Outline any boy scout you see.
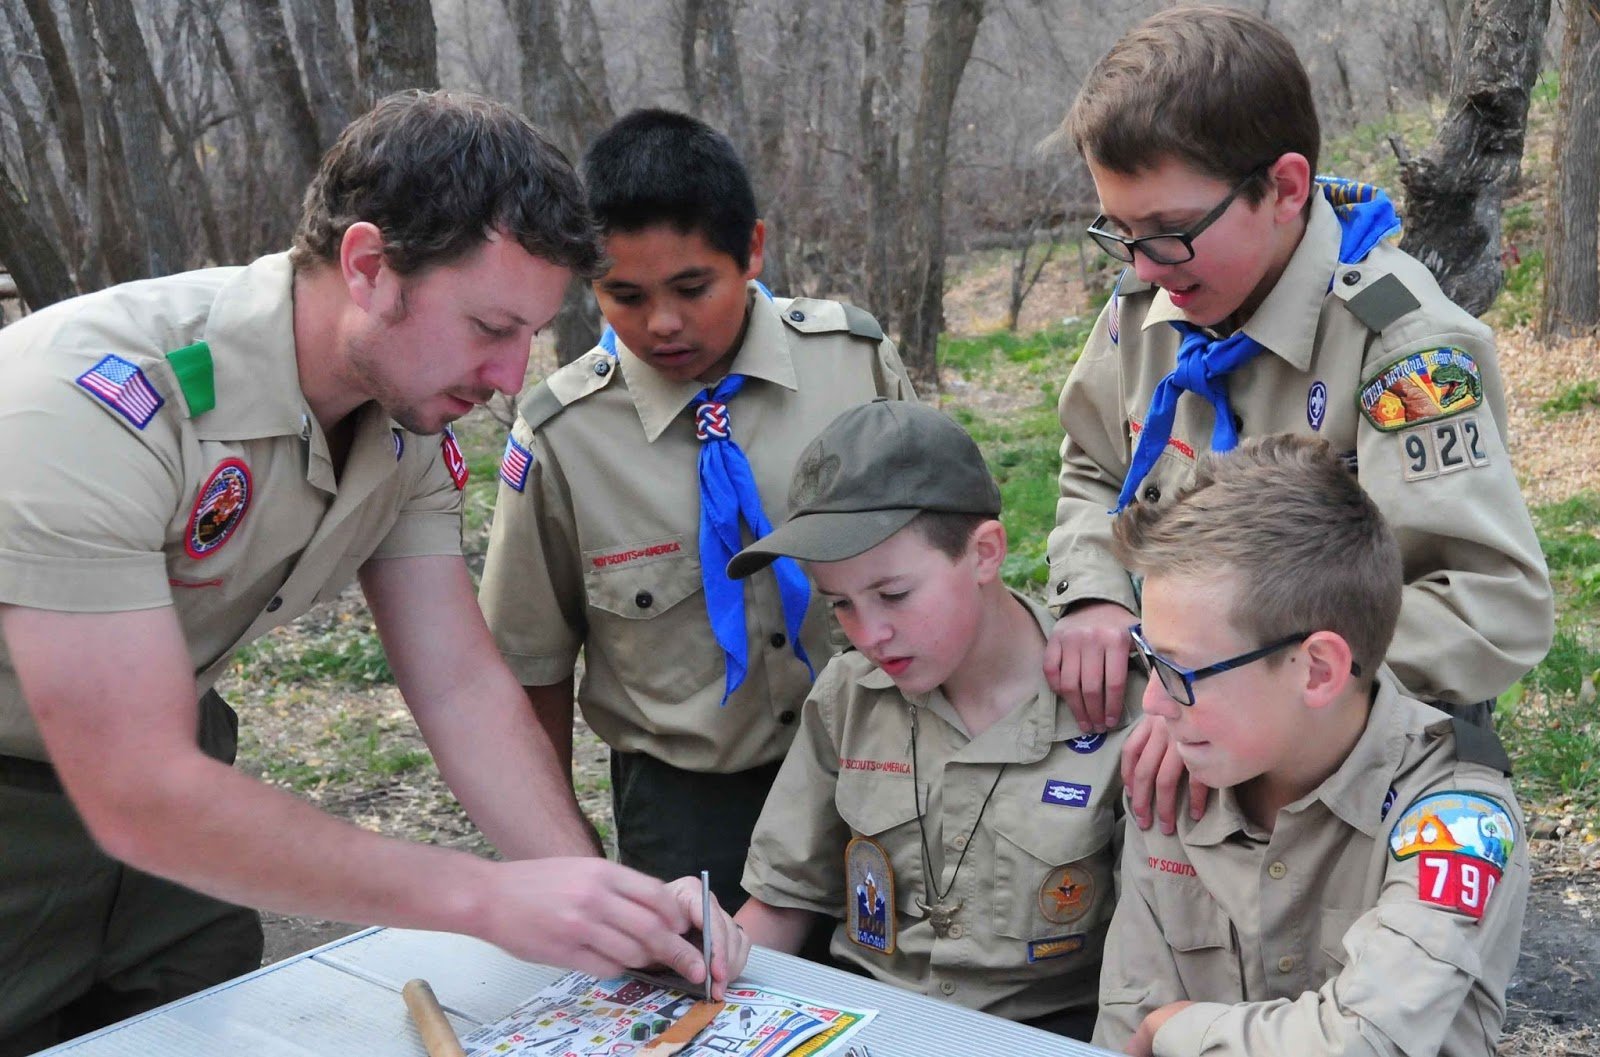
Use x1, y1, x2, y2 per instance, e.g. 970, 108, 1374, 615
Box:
1096, 434, 1527, 1056
729, 401, 1130, 1041
0, 92, 738, 1056
1041, 5, 1552, 825
479, 109, 915, 911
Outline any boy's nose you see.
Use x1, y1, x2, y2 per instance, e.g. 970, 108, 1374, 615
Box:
1142, 673, 1182, 720
647, 306, 683, 337
1132, 250, 1175, 287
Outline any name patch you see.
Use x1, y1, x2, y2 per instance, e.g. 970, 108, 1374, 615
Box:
590, 541, 683, 570
840, 758, 911, 775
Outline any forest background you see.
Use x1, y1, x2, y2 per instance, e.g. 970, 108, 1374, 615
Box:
1, 0, 1598, 1053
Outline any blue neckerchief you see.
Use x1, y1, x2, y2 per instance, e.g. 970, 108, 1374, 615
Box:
694, 373, 813, 703
1113, 178, 1402, 512
598, 280, 774, 357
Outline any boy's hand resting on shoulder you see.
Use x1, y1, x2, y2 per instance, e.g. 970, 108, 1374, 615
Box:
1044, 602, 1136, 732
1121, 715, 1212, 834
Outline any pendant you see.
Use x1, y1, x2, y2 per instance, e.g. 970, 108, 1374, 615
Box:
916, 896, 964, 938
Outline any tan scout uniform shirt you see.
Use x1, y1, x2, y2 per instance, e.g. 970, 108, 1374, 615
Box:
0, 254, 464, 762
1049, 193, 1552, 706
480, 285, 914, 773
1094, 678, 1528, 1056
742, 595, 1130, 1021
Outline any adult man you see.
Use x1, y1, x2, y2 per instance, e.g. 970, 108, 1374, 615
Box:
0, 91, 739, 1056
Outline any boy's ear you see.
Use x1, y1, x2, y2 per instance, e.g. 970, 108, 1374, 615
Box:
340, 222, 388, 313
1265, 153, 1313, 225
743, 220, 766, 281
969, 518, 1008, 584
1299, 630, 1354, 709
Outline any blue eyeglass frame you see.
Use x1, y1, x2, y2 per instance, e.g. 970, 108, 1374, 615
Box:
1128, 623, 1360, 706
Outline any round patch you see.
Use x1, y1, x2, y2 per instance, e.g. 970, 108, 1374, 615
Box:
1039, 863, 1095, 925
1067, 732, 1107, 754
1307, 380, 1329, 431
185, 459, 252, 560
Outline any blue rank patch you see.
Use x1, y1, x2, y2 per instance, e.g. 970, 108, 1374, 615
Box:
77, 354, 164, 429
1067, 732, 1106, 754
391, 429, 404, 461
500, 436, 533, 492
1042, 779, 1091, 807
1027, 933, 1086, 963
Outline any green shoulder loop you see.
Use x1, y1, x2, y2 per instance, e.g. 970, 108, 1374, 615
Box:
165, 341, 216, 417
518, 347, 618, 432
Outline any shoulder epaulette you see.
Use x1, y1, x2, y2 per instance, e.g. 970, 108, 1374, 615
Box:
1449, 716, 1513, 776
165, 340, 215, 417
518, 346, 617, 431
779, 298, 885, 342
1332, 267, 1423, 333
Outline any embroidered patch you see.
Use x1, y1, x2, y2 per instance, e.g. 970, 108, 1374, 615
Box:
1038, 863, 1095, 925
1359, 348, 1483, 432
1388, 790, 1515, 920
1066, 732, 1106, 754
500, 436, 533, 493
184, 459, 251, 560
76, 354, 165, 429
1307, 380, 1329, 431
1042, 779, 1091, 807
441, 427, 468, 489
588, 539, 684, 571
845, 836, 895, 954
1399, 414, 1491, 482
1148, 856, 1197, 877
1107, 291, 1120, 345
1027, 934, 1087, 963
392, 429, 404, 461
1382, 786, 1397, 820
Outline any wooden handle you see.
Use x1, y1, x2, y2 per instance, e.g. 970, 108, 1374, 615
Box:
402, 978, 468, 1057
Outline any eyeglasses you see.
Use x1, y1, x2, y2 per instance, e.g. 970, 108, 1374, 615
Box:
1086, 166, 1269, 266
1128, 623, 1361, 707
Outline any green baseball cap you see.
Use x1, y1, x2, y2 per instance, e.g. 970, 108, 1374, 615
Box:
727, 399, 1001, 579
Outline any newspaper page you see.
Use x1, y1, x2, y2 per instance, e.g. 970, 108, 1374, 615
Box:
460, 970, 876, 1057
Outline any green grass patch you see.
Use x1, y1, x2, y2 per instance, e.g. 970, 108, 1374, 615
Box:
1321, 105, 1441, 192
939, 321, 1094, 378
232, 625, 393, 686
952, 403, 1063, 591
1541, 380, 1600, 416
1488, 247, 1544, 331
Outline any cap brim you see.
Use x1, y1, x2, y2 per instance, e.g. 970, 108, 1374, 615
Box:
726, 508, 922, 579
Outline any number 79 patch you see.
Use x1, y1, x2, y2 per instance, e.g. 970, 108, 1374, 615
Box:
1400, 413, 1491, 482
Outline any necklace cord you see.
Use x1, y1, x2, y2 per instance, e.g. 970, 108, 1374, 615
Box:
909, 707, 1007, 904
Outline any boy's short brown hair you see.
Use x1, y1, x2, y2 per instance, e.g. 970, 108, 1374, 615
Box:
291, 90, 602, 278
1112, 434, 1401, 678
1060, 5, 1319, 201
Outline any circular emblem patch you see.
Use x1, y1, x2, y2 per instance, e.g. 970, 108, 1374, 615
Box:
1039, 863, 1096, 925
1067, 732, 1107, 754
185, 458, 252, 559
1307, 380, 1329, 431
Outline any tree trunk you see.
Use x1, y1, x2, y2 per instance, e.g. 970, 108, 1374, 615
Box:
241, 0, 323, 200
0, 162, 77, 310
289, 0, 356, 145
21, 0, 88, 187
358, 0, 438, 104
1539, 1, 1600, 337
89, 0, 188, 277
508, 0, 614, 363
1394, 0, 1551, 315
859, 0, 907, 320
897, 0, 985, 394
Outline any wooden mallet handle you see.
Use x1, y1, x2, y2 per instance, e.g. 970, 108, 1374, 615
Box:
402, 978, 468, 1057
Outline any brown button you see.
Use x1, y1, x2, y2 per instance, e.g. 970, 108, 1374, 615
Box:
1268, 861, 1288, 880
952, 834, 968, 850
1141, 484, 1162, 503
947, 923, 965, 939
939, 980, 957, 995
1277, 955, 1295, 973
635, 590, 653, 609
778, 710, 797, 725
265, 596, 283, 613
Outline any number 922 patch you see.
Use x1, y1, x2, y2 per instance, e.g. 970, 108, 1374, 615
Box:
1399, 414, 1490, 481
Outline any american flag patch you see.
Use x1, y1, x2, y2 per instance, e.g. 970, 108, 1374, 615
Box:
500, 436, 533, 492
77, 354, 164, 429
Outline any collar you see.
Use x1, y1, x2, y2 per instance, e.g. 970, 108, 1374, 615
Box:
617, 283, 801, 442
1138, 194, 1340, 374
195, 253, 315, 441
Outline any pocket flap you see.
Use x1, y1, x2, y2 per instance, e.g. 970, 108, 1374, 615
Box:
583, 539, 700, 619
836, 773, 923, 836
992, 810, 1113, 866
1151, 880, 1234, 952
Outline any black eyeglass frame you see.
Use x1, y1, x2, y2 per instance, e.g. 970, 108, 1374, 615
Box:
1085, 165, 1271, 266
1129, 623, 1361, 707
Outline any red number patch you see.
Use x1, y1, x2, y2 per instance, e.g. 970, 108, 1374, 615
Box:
1417, 851, 1501, 919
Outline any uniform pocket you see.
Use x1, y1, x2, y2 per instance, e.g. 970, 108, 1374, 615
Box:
836, 773, 926, 919
1150, 879, 1243, 999
991, 813, 1114, 941
580, 540, 720, 694
1318, 907, 1365, 975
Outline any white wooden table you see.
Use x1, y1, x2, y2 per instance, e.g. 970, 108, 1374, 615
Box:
35, 927, 1120, 1056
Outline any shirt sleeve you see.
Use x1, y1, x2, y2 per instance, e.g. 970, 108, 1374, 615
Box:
0, 357, 182, 612
368, 434, 465, 561
1357, 328, 1554, 705
741, 664, 851, 915
478, 420, 585, 686
1152, 781, 1527, 1057
1046, 298, 1140, 614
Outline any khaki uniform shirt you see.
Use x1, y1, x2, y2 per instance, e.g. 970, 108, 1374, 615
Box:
743, 594, 1132, 1021
1049, 193, 1553, 706
480, 286, 915, 773
1094, 678, 1528, 1056
0, 254, 464, 762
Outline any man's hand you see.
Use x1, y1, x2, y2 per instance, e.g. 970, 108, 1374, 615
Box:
479, 858, 695, 979
1044, 601, 1136, 732
1122, 716, 1210, 833
1126, 1001, 1194, 1056
665, 875, 752, 999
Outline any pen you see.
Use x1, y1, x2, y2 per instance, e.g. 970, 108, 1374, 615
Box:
700, 868, 713, 1002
